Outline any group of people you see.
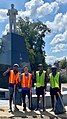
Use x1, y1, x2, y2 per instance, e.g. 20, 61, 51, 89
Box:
3, 63, 61, 113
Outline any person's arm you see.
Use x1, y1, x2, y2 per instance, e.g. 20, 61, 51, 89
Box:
32, 71, 36, 87
3, 67, 11, 76
44, 72, 47, 92
46, 71, 50, 83
20, 74, 22, 82
59, 75, 61, 91
44, 71, 50, 93
30, 74, 32, 93
7, 10, 10, 16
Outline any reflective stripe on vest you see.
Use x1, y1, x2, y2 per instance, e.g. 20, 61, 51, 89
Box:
9, 70, 19, 84
36, 70, 46, 88
21, 73, 32, 88
49, 72, 60, 88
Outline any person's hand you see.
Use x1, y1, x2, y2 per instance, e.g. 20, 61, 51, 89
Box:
3, 67, 11, 76
59, 89, 61, 94
6, 67, 11, 73
32, 71, 34, 76
19, 72, 21, 76
57, 92, 60, 95
44, 89, 46, 94
30, 89, 32, 94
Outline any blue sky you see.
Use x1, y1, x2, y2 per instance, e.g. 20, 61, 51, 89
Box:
0, 0, 67, 64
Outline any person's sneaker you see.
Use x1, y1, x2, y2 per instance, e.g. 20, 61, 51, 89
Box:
9, 108, 12, 113
23, 104, 26, 111
43, 107, 46, 111
14, 107, 19, 112
50, 108, 54, 112
35, 107, 40, 111
23, 108, 26, 111
29, 107, 33, 111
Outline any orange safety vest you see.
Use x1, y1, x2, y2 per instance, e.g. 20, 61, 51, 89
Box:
21, 73, 32, 88
9, 70, 19, 84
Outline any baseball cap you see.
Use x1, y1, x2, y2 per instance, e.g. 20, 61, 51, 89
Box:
38, 64, 43, 67
13, 64, 19, 67
51, 65, 57, 69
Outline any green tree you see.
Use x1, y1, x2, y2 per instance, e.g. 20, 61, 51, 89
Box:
59, 58, 67, 69
17, 17, 51, 70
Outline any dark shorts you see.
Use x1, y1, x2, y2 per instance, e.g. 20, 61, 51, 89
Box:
9, 87, 14, 95
22, 89, 30, 97
9, 87, 17, 96
36, 87, 44, 96
50, 87, 60, 95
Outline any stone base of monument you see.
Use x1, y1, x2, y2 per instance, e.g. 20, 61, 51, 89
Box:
0, 88, 9, 99
62, 91, 67, 105
0, 87, 67, 108
26, 93, 67, 109
26, 88, 67, 108
25, 92, 51, 109
0, 33, 30, 67
0, 33, 31, 89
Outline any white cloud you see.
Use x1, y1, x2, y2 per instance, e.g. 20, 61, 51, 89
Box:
51, 43, 66, 53
0, 0, 59, 22
46, 55, 57, 64
56, 0, 67, 4
37, 2, 59, 18
16, 0, 44, 20
18, 10, 30, 19
18, 0, 59, 19
46, 55, 67, 64
50, 30, 67, 45
0, 9, 8, 22
25, 0, 44, 10
46, 12, 67, 33
2, 24, 9, 36
25, 0, 44, 19
46, 13, 67, 54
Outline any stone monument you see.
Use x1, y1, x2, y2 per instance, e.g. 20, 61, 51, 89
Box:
7, 4, 18, 32
0, 4, 30, 88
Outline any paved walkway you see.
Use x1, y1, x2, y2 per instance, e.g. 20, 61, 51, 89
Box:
0, 84, 67, 118
0, 104, 49, 119
0, 102, 67, 119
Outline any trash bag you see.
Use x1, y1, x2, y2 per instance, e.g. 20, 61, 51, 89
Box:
54, 94, 66, 114
13, 88, 22, 106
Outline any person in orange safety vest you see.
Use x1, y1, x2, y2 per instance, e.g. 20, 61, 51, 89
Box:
3, 64, 20, 112
20, 65, 32, 111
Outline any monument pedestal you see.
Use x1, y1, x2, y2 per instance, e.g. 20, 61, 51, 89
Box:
0, 32, 30, 67
0, 33, 30, 88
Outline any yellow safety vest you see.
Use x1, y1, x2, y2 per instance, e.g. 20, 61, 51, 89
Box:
36, 70, 46, 88
49, 72, 60, 88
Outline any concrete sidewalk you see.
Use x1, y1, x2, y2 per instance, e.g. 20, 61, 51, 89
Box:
0, 105, 49, 119
0, 83, 67, 118
0, 102, 67, 119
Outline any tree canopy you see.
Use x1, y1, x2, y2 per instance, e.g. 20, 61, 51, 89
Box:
17, 17, 51, 70
54, 57, 67, 69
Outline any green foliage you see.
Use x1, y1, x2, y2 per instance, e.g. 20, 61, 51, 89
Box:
54, 58, 67, 83
54, 58, 67, 69
61, 75, 67, 83
59, 58, 67, 69
17, 17, 51, 70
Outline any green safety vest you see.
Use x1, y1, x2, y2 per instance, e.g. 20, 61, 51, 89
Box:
49, 72, 60, 88
36, 70, 46, 88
